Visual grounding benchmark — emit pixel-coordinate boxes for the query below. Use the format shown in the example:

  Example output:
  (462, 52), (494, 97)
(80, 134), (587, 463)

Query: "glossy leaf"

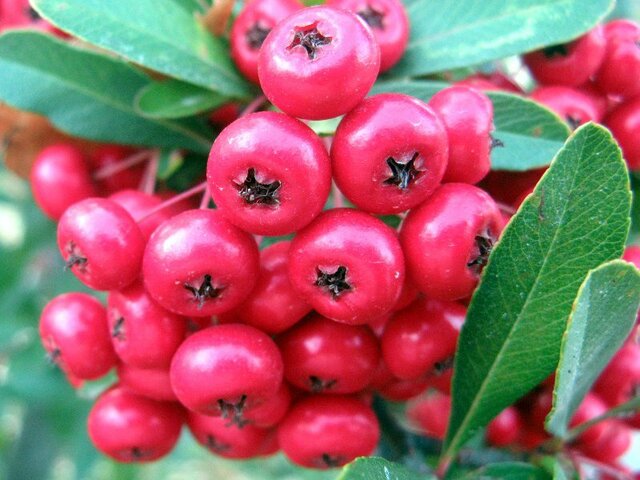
(32, 0), (253, 98)
(337, 457), (430, 480)
(371, 80), (570, 171)
(0, 32), (212, 153)
(392, 0), (613, 77)
(462, 462), (550, 480)
(546, 260), (640, 437)
(443, 124), (630, 461)
(136, 79), (227, 119)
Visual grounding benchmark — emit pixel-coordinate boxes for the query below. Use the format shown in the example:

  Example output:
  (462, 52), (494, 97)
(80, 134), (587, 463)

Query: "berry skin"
(594, 343), (640, 406)
(242, 382), (292, 428)
(230, 0), (303, 84)
(530, 86), (603, 129)
(30, 144), (97, 220)
(232, 241), (312, 334)
(331, 93), (448, 214)
(604, 97), (640, 171)
(170, 324), (284, 420)
(278, 313), (380, 394)
(399, 183), (504, 301)
(622, 245), (640, 268)
(570, 393), (609, 444)
(288, 208), (405, 324)
(143, 209), (259, 317)
(429, 86), (495, 184)
(258, 5), (380, 120)
(57, 198), (145, 291)
(455, 72), (523, 94)
(577, 422), (632, 463)
(117, 364), (177, 402)
(406, 391), (451, 440)
(207, 111), (332, 236)
(90, 145), (142, 195)
(595, 20), (640, 99)
(326, 0), (409, 72)
(369, 359), (429, 401)
(107, 281), (187, 369)
(523, 26), (606, 87)
(277, 395), (379, 468)
(88, 386), (184, 463)
(486, 406), (523, 447)
(39, 293), (116, 380)
(188, 412), (273, 459)
(381, 298), (465, 380)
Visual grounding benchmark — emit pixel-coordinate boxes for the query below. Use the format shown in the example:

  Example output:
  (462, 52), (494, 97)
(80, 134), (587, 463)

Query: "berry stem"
(135, 181), (207, 223)
(332, 181), (345, 208)
(92, 149), (154, 180)
(199, 185), (212, 209)
(139, 150), (159, 195)
(240, 95), (266, 117)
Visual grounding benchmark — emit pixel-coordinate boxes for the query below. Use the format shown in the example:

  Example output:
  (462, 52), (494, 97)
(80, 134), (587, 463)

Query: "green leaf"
(371, 80), (570, 171)
(32, 0), (253, 99)
(391, 0), (613, 78)
(337, 457), (431, 480)
(0, 31), (212, 153)
(546, 260), (640, 438)
(136, 79), (227, 119)
(630, 172), (640, 243)
(157, 149), (185, 180)
(443, 124), (630, 462)
(462, 462), (550, 480)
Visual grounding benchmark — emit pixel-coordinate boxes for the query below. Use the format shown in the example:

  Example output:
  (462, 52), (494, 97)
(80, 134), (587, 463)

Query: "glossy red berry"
(209, 103), (242, 128)
(570, 393), (609, 444)
(400, 183), (504, 301)
(486, 406), (523, 447)
(479, 168), (546, 208)
(623, 245), (640, 268)
(524, 26), (606, 87)
(231, 0), (303, 84)
(381, 298), (465, 379)
(117, 364), (177, 402)
(429, 86), (495, 184)
(578, 421), (632, 463)
(188, 412), (273, 459)
(604, 97), (640, 171)
(530, 86), (603, 129)
(289, 208), (405, 324)
(406, 392), (451, 440)
(326, 0), (409, 72)
(278, 313), (380, 394)
(331, 93), (448, 214)
(170, 324), (283, 419)
(594, 343), (640, 406)
(370, 359), (429, 401)
(242, 382), (292, 428)
(30, 144), (97, 220)
(143, 209), (259, 317)
(88, 386), (184, 462)
(58, 200), (144, 292)
(232, 241), (311, 334)
(107, 281), (187, 369)
(258, 5), (380, 120)
(595, 20), (640, 98)
(277, 395), (379, 468)
(455, 72), (523, 94)
(39, 293), (116, 380)
(0, 0), (63, 35)
(207, 111), (332, 235)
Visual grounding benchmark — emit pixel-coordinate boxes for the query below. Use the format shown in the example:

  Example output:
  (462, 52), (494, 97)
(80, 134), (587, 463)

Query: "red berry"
(570, 393), (609, 444)
(479, 168), (546, 207)
(400, 183), (504, 301)
(107, 281), (187, 369)
(455, 72), (523, 94)
(117, 364), (177, 402)
(326, 0), (409, 72)
(258, 5), (380, 120)
(278, 313), (380, 394)
(143, 209), (259, 317)
(331, 93), (448, 214)
(381, 298), (465, 379)
(39, 293), (116, 380)
(594, 343), (640, 406)
(530, 86), (603, 129)
(429, 86), (495, 184)
(277, 395), (379, 468)
(524, 26), (606, 87)
(57, 198), (145, 291)
(88, 386), (184, 462)
(231, 0), (303, 84)
(188, 412), (273, 459)
(30, 144), (97, 220)
(623, 245), (640, 269)
(406, 391), (451, 440)
(90, 145), (143, 195)
(288, 208), (405, 324)
(242, 382), (292, 428)
(578, 421), (632, 463)
(486, 406), (523, 447)
(604, 97), (640, 171)
(207, 111), (332, 235)
(170, 324), (283, 420)
(595, 20), (640, 98)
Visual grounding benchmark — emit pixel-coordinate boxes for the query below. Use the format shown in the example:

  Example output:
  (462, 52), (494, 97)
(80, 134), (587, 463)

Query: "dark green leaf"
(391, 0), (613, 78)
(136, 79), (227, 119)
(157, 149), (185, 180)
(462, 462), (550, 480)
(0, 31), (212, 153)
(443, 124), (630, 462)
(32, 0), (253, 98)
(546, 260), (640, 437)
(630, 172), (640, 243)
(371, 80), (570, 171)
(337, 457), (431, 480)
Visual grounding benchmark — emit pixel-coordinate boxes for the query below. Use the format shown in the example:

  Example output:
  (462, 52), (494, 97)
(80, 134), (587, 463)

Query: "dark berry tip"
(287, 22), (332, 60)
(565, 115), (581, 130)
(542, 43), (569, 58)
(309, 375), (337, 393)
(64, 241), (87, 272)
(235, 168), (282, 206)
(184, 274), (224, 309)
(111, 317), (126, 340)
(218, 395), (248, 428)
(357, 5), (384, 30)
(27, 6), (41, 21)
(315, 266), (352, 299)
(320, 453), (343, 468)
(246, 23), (271, 50)
(383, 152), (422, 190)
(467, 232), (495, 275)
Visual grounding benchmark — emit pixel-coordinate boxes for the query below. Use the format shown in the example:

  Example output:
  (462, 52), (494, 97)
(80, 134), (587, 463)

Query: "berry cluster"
(26, 0), (640, 474)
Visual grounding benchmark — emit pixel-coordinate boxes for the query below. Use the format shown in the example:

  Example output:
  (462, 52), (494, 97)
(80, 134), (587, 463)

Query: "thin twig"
(93, 149), (153, 180)
(135, 181), (207, 223)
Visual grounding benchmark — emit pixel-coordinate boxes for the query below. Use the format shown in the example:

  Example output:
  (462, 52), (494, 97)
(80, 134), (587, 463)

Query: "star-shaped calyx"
(235, 168), (282, 206)
(467, 233), (494, 275)
(383, 152), (422, 189)
(288, 22), (333, 60)
(246, 23), (271, 50)
(184, 274), (224, 309)
(357, 5), (385, 30)
(315, 266), (352, 299)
